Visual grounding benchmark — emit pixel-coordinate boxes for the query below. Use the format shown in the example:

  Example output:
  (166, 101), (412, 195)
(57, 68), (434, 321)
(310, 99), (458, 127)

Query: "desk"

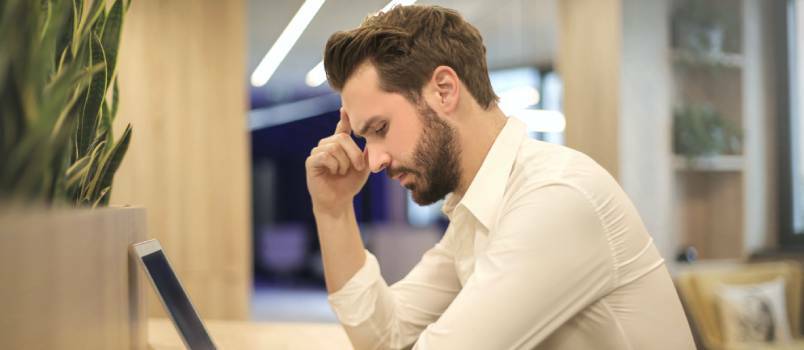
(148, 318), (351, 349)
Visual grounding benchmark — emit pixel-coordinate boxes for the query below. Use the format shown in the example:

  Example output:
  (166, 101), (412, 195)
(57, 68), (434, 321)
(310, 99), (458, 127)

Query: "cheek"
(386, 134), (419, 164)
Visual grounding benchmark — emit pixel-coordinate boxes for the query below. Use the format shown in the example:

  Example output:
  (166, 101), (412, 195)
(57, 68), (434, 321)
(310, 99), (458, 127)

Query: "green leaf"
(100, 99), (114, 145)
(102, 0), (124, 87)
(92, 186), (110, 208)
(91, 2), (107, 37)
(56, 0), (75, 64)
(85, 0), (108, 38)
(92, 123), (131, 206)
(38, 0), (52, 42)
(70, 0), (82, 56)
(76, 32), (107, 157)
(73, 0), (107, 53)
(110, 77), (119, 120)
(64, 153), (91, 188)
(0, 0), (132, 206)
(76, 137), (107, 204)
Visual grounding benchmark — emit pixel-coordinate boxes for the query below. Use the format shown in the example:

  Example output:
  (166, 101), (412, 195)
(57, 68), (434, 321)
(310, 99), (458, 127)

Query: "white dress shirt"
(328, 117), (696, 349)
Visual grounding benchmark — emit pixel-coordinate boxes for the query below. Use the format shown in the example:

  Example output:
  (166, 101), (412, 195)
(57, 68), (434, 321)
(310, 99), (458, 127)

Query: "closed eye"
(375, 122), (388, 137)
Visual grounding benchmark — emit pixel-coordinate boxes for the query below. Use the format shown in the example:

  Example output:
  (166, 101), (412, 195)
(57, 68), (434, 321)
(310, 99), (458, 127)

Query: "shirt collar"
(441, 117), (527, 229)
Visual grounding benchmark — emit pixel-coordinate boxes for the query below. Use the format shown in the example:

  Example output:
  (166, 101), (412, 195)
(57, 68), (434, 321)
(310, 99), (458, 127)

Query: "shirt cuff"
(328, 249), (383, 326)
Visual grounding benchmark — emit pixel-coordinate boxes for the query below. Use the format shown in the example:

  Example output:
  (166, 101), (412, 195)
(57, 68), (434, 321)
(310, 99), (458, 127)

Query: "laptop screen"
(141, 250), (216, 350)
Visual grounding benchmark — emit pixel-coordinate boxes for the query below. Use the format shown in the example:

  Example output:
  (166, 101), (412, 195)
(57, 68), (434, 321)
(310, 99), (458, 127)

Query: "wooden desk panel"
(148, 318), (351, 349)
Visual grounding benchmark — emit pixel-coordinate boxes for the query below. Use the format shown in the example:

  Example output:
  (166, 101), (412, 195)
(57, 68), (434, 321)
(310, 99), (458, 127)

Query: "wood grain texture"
(0, 207), (147, 350)
(111, 0), (251, 320)
(557, 0), (621, 179)
(678, 172), (744, 259)
(149, 318), (351, 350)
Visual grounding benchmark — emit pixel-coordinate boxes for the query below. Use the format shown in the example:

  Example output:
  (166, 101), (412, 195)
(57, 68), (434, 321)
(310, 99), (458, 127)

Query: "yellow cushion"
(676, 261), (802, 350)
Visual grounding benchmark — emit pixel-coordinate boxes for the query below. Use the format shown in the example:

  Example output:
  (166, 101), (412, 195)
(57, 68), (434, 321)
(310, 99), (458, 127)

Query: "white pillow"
(716, 277), (792, 345)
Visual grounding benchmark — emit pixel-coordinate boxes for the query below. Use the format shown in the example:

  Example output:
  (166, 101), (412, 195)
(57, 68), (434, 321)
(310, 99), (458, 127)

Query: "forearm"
(314, 203), (367, 294)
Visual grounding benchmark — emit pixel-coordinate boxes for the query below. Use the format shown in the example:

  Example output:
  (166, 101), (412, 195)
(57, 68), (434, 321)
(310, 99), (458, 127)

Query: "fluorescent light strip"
(304, 0), (417, 87)
(305, 61), (327, 87)
(379, 0), (417, 13)
(251, 0), (326, 87)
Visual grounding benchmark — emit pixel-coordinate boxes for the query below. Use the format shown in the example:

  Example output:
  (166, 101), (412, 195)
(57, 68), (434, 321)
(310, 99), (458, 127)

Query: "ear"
(426, 65), (460, 116)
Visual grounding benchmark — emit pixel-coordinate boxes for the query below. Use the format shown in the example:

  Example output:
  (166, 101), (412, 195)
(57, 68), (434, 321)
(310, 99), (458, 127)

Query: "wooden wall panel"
(557, 0), (621, 179)
(111, 0), (251, 320)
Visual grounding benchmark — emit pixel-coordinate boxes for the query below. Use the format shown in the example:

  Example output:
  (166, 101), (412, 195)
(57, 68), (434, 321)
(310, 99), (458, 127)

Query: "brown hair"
(323, 5), (498, 109)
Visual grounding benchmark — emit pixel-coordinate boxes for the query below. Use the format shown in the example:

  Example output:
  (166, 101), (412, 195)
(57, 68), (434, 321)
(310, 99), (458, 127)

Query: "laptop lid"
(132, 239), (216, 350)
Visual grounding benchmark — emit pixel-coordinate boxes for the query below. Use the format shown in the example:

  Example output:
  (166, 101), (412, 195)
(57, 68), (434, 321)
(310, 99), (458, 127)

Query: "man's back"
(514, 138), (694, 349)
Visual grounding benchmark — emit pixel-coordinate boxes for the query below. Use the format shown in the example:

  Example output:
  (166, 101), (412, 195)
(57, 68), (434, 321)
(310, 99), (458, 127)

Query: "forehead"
(340, 63), (414, 127)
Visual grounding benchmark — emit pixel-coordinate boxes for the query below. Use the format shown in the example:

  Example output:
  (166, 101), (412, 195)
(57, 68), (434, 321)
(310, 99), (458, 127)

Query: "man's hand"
(306, 108), (370, 215)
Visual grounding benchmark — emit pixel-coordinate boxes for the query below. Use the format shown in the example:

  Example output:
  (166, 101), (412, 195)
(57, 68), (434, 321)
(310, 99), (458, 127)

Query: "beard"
(387, 101), (462, 206)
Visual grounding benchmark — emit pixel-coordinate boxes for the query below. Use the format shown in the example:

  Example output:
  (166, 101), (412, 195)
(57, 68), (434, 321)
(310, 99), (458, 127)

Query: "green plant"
(672, 0), (740, 54)
(673, 103), (742, 160)
(0, 0), (132, 207)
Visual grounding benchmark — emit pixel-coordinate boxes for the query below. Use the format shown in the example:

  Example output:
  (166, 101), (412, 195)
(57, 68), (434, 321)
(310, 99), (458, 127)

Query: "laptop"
(132, 239), (217, 350)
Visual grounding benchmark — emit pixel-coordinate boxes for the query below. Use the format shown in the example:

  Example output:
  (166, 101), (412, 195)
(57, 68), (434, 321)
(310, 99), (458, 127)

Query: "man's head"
(323, 5), (497, 205)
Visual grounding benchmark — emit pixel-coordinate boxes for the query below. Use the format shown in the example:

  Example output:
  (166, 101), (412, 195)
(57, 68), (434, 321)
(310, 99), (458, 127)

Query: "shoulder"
(506, 140), (617, 205)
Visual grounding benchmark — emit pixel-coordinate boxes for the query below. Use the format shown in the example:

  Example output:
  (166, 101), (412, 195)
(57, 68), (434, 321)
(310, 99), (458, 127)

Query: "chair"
(676, 260), (804, 350)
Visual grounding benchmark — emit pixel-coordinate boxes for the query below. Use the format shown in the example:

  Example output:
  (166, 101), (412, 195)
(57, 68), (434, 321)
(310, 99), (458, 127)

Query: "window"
(780, 0), (804, 246)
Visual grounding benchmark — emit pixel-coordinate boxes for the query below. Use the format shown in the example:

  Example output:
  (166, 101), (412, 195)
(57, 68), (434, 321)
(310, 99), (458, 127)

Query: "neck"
(453, 104), (507, 197)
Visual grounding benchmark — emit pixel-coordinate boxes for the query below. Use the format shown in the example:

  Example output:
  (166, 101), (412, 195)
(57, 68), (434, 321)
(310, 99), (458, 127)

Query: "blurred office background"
(109, 0), (804, 347)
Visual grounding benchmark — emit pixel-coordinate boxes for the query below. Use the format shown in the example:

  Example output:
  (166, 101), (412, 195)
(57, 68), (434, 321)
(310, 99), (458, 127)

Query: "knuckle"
(324, 143), (339, 153)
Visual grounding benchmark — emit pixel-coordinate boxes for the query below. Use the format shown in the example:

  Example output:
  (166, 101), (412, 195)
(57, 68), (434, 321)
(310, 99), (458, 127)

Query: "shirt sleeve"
(411, 183), (616, 349)
(328, 237), (462, 350)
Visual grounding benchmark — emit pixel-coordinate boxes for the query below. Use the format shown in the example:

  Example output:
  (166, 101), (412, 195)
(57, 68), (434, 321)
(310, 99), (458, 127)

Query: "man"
(305, 5), (695, 350)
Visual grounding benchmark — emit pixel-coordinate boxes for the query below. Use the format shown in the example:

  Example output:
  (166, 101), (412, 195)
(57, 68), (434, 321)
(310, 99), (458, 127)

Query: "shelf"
(673, 155), (744, 172)
(671, 49), (744, 68)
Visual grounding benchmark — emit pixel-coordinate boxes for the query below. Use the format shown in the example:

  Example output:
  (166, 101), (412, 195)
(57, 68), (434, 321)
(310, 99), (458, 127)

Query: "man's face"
(342, 63), (461, 205)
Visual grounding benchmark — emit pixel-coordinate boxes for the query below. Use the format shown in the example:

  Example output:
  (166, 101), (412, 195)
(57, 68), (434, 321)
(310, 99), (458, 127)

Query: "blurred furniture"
(366, 224), (442, 285)
(677, 261), (804, 350)
(148, 318), (350, 349)
(257, 224), (310, 276)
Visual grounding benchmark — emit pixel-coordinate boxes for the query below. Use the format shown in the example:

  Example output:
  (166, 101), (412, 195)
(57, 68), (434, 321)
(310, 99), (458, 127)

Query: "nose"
(366, 144), (390, 174)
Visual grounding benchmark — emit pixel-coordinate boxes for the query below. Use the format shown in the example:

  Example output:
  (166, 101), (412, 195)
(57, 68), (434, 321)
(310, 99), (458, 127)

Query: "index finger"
(335, 107), (352, 135)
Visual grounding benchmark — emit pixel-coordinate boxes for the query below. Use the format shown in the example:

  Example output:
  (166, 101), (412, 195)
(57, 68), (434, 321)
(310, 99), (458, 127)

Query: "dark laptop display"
(139, 247), (216, 350)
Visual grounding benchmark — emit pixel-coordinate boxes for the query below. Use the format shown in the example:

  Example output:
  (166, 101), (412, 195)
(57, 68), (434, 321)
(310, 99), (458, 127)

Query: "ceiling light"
(305, 61), (327, 87)
(251, 0), (326, 87)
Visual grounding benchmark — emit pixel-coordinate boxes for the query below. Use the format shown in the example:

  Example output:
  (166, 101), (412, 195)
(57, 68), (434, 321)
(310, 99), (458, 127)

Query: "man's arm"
(306, 108), (371, 294)
(306, 109), (462, 349)
(328, 238), (462, 350)
(313, 204), (366, 294)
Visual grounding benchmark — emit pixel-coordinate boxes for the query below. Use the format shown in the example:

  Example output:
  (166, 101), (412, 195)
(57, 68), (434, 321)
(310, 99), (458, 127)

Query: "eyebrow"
(354, 116), (382, 139)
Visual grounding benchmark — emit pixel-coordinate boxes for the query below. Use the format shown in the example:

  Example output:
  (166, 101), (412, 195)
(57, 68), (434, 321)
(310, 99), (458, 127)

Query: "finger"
(335, 107), (352, 135)
(317, 133), (364, 171)
(313, 152), (338, 175)
(307, 150), (339, 175)
(333, 133), (365, 170)
(362, 147), (370, 172)
(323, 143), (351, 175)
